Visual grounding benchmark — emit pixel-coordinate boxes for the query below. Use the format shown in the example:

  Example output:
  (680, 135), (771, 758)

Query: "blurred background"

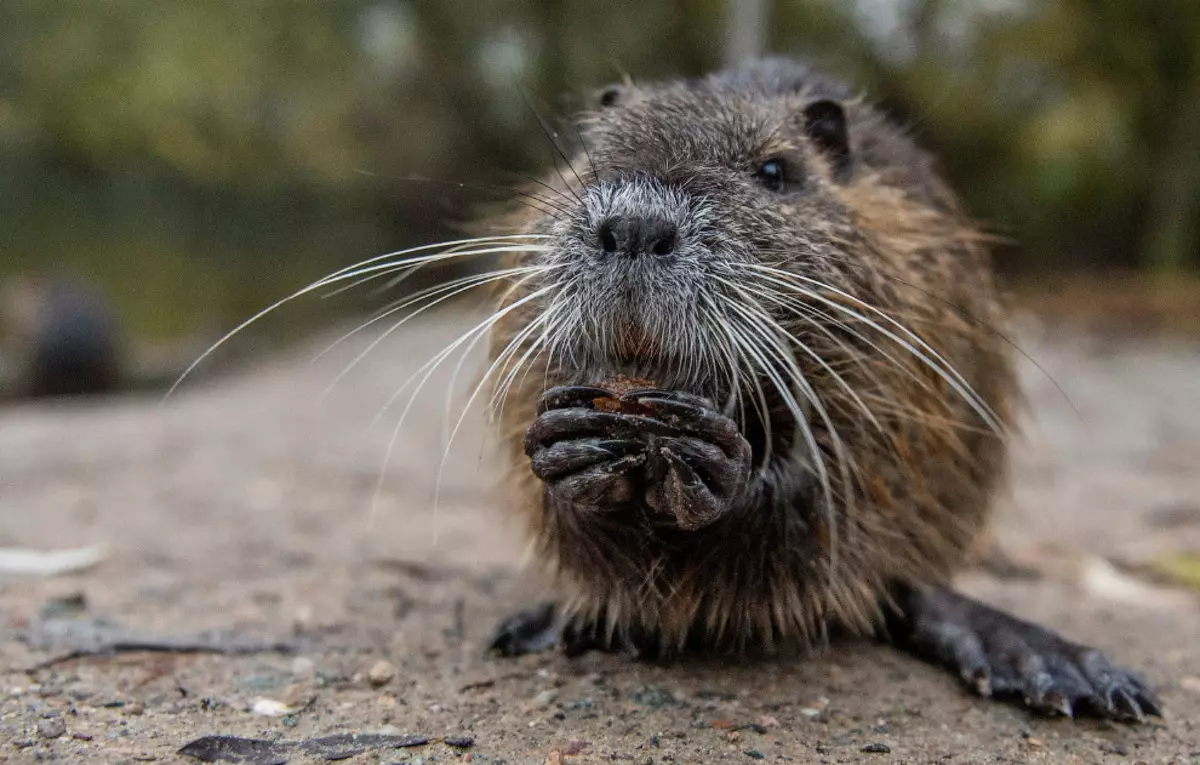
(1, 0), (1198, 399)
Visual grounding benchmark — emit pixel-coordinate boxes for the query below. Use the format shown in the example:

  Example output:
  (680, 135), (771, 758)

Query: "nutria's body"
(484, 59), (1158, 720)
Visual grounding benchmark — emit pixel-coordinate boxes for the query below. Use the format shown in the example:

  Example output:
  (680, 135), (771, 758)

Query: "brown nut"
(593, 375), (657, 414)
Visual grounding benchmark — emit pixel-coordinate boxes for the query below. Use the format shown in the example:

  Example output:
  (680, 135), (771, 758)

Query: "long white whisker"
(713, 276), (883, 435)
(735, 264), (1005, 435)
(365, 282), (555, 535)
(166, 236), (550, 397)
(319, 265), (557, 400)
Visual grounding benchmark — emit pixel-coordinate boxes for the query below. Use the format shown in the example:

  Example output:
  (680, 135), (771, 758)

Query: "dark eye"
(755, 158), (787, 192)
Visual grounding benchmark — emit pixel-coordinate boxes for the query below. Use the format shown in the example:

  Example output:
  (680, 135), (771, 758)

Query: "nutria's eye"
(756, 158), (788, 192)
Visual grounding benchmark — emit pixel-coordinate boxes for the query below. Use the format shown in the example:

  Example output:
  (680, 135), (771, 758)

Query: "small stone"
(290, 657), (316, 679)
(367, 659), (397, 688)
(1025, 737), (1045, 748)
(37, 717), (67, 739)
(532, 689), (559, 708)
(799, 696), (830, 718)
(250, 698), (294, 717)
(1181, 675), (1200, 693)
(124, 702), (144, 716)
(445, 735), (474, 748)
(861, 743), (891, 754)
(744, 750), (765, 760)
(559, 741), (589, 755)
(369, 724), (404, 736)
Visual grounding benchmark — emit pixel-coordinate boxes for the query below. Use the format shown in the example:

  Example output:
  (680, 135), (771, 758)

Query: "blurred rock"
(1, 275), (124, 399)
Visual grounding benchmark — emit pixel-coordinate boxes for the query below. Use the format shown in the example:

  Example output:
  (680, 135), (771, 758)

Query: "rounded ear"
(803, 100), (851, 172)
(596, 84), (625, 108)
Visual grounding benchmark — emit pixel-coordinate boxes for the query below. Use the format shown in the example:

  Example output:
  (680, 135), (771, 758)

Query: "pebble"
(37, 717), (67, 739)
(367, 659), (397, 687)
(124, 702), (145, 716)
(250, 698), (294, 717)
(801, 700), (830, 719)
(532, 689), (559, 708)
(861, 743), (891, 754)
(291, 656), (316, 679)
(445, 735), (475, 748)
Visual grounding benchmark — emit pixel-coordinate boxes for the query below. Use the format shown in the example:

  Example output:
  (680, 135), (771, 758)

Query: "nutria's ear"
(596, 84), (625, 109)
(803, 100), (851, 174)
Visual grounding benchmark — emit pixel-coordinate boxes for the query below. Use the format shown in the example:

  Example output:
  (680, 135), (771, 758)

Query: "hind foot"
(488, 601), (652, 659)
(889, 584), (1162, 721)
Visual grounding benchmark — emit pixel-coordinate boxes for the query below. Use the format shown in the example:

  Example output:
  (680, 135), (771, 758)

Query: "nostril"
(598, 221), (618, 254)
(645, 218), (678, 257)
(650, 231), (677, 256)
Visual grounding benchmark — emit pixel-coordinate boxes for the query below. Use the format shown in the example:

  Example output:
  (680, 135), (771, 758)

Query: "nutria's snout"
(542, 178), (723, 381)
(594, 215), (679, 260)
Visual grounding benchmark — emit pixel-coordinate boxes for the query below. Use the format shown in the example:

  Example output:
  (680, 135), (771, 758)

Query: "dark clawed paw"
(488, 601), (561, 657)
(645, 436), (748, 529)
(631, 391), (752, 528)
(524, 392), (652, 507)
(971, 644), (1160, 721)
(536, 385), (613, 415)
(489, 602), (654, 660)
(526, 386), (751, 518)
(621, 390), (745, 454)
(895, 585), (1163, 722)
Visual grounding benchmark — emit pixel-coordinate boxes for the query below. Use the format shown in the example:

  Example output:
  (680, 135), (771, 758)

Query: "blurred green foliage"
(1, 0), (1197, 343)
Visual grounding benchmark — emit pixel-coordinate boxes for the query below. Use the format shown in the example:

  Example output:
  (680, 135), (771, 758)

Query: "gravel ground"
(1, 308), (1198, 764)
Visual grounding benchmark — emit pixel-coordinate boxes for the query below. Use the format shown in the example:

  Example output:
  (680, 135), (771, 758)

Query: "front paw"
(632, 391), (752, 530)
(525, 386), (752, 527)
(523, 386), (653, 508)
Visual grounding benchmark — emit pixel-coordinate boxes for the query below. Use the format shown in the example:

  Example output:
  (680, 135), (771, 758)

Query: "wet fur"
(486, 59), (1017, 655)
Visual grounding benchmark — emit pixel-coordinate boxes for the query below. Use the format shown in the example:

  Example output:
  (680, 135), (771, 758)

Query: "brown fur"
(484, 61), (1017, 655)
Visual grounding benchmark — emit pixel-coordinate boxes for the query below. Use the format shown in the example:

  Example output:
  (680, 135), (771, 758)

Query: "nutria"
(476, 58), (1160, 722)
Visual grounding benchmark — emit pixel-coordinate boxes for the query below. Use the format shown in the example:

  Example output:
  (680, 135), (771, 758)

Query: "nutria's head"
(531, 61), (864, 405)
(492, 58), (1006, 481)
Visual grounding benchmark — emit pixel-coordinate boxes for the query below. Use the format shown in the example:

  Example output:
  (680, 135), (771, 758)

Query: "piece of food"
(593, 375), (656, 413)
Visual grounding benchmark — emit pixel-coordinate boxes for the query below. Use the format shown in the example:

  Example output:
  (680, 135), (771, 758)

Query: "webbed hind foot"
(889, 584), (1162, 722)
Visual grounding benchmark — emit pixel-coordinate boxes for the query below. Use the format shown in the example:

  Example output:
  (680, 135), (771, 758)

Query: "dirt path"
(2, 309), (1199, 764)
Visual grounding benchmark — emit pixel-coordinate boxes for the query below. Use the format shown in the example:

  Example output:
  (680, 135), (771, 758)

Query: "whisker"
(762, 246), (1077, 423)
(365, 282), (555, 534)
(165, 235), (550, 397)
(315, 265), (556, 401)
(719, 298), (845, 569)
(518, 84), (585, 203)
(714, 275), (883, 435)
(734, 264), (1006, 436)
(324, 243), (550, 298)
(353, 168), (574, 220)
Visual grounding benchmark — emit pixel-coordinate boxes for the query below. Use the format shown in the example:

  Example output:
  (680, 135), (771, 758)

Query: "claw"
(1109, 688), (1144, 722)
(1136, 688), (1164, 718)
(538, 385), (615, 414)
(489, 602), (560, 657)
(1043, 690), (1074, 718)
(966, 667), (993, 698)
